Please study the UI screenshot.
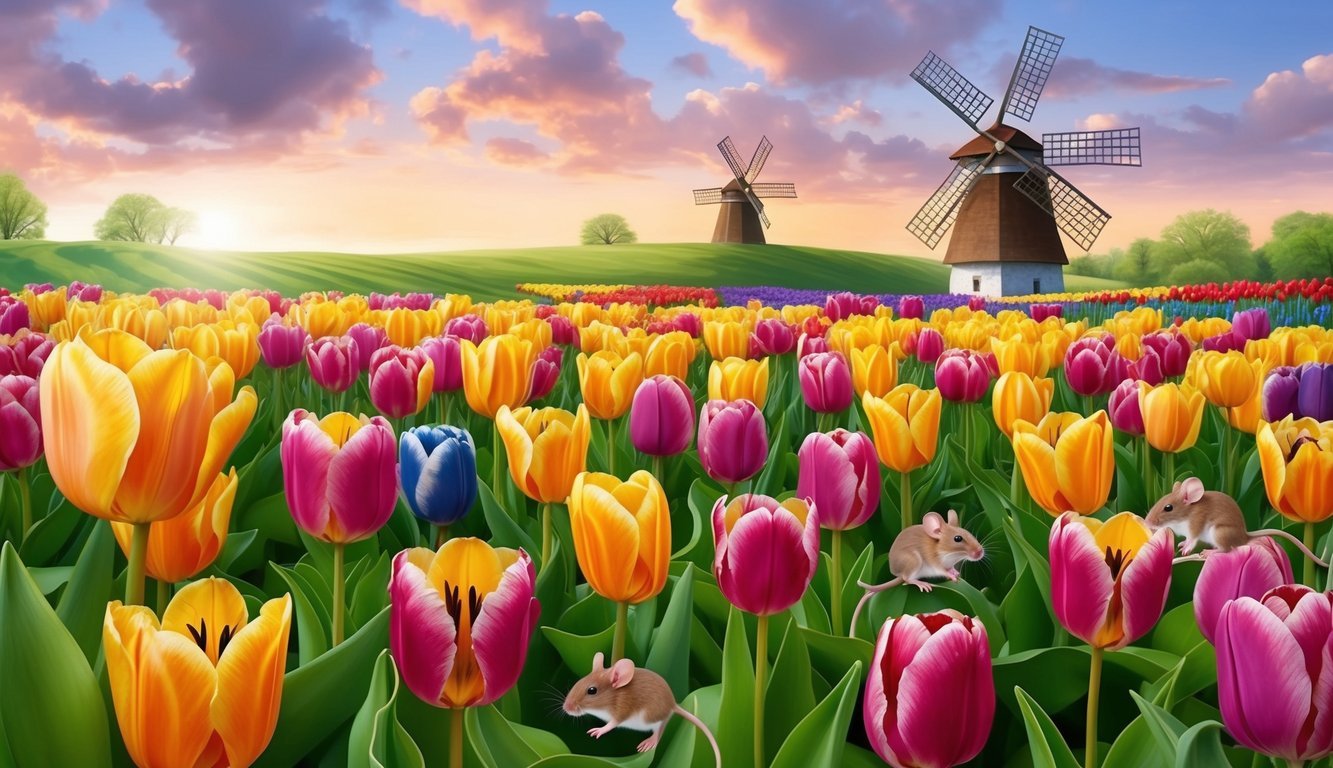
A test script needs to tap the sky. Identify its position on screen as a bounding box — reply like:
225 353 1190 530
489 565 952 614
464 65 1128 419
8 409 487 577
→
1 0 1331 258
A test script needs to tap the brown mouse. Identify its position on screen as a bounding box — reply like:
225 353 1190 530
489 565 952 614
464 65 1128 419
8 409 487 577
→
563 652 721 767
849 509 985 634
1146 477 1328 566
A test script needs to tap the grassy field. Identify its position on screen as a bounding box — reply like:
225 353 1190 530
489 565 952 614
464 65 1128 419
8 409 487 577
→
0 240 1127 301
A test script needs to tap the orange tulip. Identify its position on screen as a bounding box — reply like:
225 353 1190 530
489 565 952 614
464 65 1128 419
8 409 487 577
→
568 470 670 604
1012 411 1115 516
1138 382 1206 453
1195 350 1261 409
861 385 941 474
111 470 236 583
1257 417 1333 523
707 356 769 409
496 404 592 504
850 344 899 399
992 372 1055 438
461 334 536 419
577 350 644 420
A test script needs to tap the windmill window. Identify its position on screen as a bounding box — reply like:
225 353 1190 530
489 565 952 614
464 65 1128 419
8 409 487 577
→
1033 278 1042 293
972 276 981 292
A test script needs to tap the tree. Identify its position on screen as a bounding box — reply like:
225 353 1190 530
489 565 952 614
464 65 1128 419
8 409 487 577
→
580 213 637 245
1114 238 1158 285
95 194 167 243
1156 209 1254 277
158 207 197 245
0 173 47 240
1267 211 1333 279
1167 259 1230 286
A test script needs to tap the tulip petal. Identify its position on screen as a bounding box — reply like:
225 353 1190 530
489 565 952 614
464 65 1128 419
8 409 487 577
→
570 479 641 601
472 551 540 705
1015 432 1064 516
390 549 457 707
213 595 292 768
721 504 813 615
897 623 995 768
1194 542 1290 645
326 418 397 542
863 617 909 767
1054 413 1114 515
162 577 251 667
1216 597 1311 758
1116 528 1174 649
281 417 336 539
1049 514 1114 645
193 385 257 505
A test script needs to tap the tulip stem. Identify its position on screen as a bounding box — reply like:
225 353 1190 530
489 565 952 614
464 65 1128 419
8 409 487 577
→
1009 460 1024 514
900 471 913 532
435 524 449 550
1220 416 1233 496
491 419 503 500
16 466 32 544
754 613 769 768
1139 438 1154 505
652 455 665 485
830 529 844 635
606 419 618 476
1083 393 1096 418
438 392 449 427
450 708 465 768
1286 760 1305 768
156 579 170 616
126 522 150 606
1086 646 1103 768
1305 523 1318 588
541 503 553 571
1162 451 1176 498
611 601 628 663
332 542 345 647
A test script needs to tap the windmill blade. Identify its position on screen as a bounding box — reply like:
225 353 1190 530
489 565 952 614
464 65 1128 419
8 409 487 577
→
1012 167 1111 251
1042 127 1141 166
745 136 773 183
750 182 797 198
905 155 994 249
744 188 770 228
717 136 748 184
999 26 1064 123
693 188 724 205
911 51 994 127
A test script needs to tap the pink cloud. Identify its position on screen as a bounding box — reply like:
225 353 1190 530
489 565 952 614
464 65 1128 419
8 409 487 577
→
671 52 712 78
1245 54 1333 141
485 137 549 165
828 100 882 127
1034 56 1230 99
672 0 997 86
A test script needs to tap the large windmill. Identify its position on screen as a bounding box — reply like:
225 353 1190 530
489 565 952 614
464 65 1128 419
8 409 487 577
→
693 136 797 244
906 26 1141 296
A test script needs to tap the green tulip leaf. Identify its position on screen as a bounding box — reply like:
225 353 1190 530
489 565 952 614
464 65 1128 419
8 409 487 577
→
25 565 72 596
466 704 566 768
215 528 262 574
541 624 616 676
645 565 695 699
271 563 330 666
1101 716 1169 768
1128 691 1188 762
716 607 754 768
764 621 817 760
350 551 393 629
478 481 538 553
348 649 425 768
1174 720 1229 768
18 502 86 567
56 519 115 666
799 628 873 689
1014 686 1081 768
769 661 862 768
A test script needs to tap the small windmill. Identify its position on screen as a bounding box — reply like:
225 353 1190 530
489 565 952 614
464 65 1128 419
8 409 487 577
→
906 26 1141 296
694 136 797 244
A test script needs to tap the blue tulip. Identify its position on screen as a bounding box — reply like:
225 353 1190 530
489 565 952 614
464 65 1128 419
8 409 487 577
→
399 425 477 526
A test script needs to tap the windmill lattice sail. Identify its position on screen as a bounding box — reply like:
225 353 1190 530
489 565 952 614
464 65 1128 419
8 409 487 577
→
692 135 796 245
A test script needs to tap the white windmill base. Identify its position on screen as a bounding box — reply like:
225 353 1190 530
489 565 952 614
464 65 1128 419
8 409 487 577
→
949 261 1065 298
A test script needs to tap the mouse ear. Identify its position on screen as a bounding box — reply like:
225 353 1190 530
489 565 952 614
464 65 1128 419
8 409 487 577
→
609 658 636 689
1181 477 1205 504
922 512 944 539
592 652 605 672
1171 480 1181 494
946 509 959 526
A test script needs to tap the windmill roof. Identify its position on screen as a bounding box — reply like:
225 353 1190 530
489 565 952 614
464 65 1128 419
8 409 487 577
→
950 123 1043 160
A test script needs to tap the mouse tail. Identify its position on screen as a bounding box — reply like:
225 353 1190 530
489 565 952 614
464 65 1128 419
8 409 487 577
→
673 704 721 768
849 577 901 637
1254 528 1331 569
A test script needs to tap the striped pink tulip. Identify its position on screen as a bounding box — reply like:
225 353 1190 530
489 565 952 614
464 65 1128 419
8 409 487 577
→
305 336 359 393
712 494 820 616
281 410 397 543
799 352 854 413
419 335 464 393
1216 585 1333 763
1194 537 1294 644
864 610 994 768
0 375 41 471
796 429 880 530
368 345 434 420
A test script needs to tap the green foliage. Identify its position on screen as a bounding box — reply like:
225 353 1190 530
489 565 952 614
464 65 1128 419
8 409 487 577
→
1155 208 1253 276
1166 259 1230 285
1267 210 1333 278
1114 237 1158 285
93 194 196 244
580 213 638 245
0 174 46 240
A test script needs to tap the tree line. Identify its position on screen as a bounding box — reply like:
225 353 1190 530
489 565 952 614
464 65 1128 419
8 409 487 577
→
1069 208 1333 285
0 172 195 244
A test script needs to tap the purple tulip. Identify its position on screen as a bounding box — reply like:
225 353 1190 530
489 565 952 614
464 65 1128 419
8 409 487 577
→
346 322 388 371
0 299 30 335
1231 307 1271 342
796 429 880 530
897 295 925 320
1108 378 1145 436
546 315 577 346
1215 585 1333 763
1202 331 1245 354
0 375 41 471
1142 330 1193 378
934 349 996 403
697 399 768 485
1263 366 1303 422
1297 363 1333 422
0 331 53 377
368 345 433 420
445 314 488 345
419 335 464 393
1192 538 1293 645
712 494 820 615
257 316 311 369
799 352 854 413
630 375 695 457
305 336 359 393
914 328 945 364
528 345 563 402
751 318 796 357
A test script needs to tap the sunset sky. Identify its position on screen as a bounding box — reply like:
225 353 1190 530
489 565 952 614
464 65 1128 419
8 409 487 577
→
2 0 1330 258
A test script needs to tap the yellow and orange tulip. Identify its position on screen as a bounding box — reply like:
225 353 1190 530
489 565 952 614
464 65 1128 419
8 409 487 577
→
707 356 770 409
111 469 237 584
992 372 1055 438
644 330 697 380
703 320 750 361
496 404 592 504
461 334 537 419
850 344 899 399
568 470 670 605
1257 417 1333 523
1138 381 1206 453
576 350 644 421
1195 350 1261 409
1012 411 1115 516
861 385 942 474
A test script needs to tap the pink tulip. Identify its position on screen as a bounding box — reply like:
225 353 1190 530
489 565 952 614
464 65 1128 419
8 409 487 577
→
546 315 577 346
673 312 702 338
1216 585 1333 763
897 295 925 320
966 295 986 312
65 281 103 302
1193 538 1293 644
305 336 359 393
0 331 53 377
825 292 879 322
528 345 563 401
1049 512 1174 649
1231 307 1271 342
257 316 310 369
1030 303 1063 321
934 349 996 403
1202 331 1245 354
751 318 796 357
369 345 434 420
0 375 41 471
0 299 30 335
914 328 945 364
630 375 694 456
1142 331 1193 378
1107 379 1145 436
796 429 880 530
1128 345 1164 385
864 610 994 768
419 335 464 393
797 333 828 358
281 409 397 543
712 494 820 615
799 352 854 413
697 399 768 485
445 314 488 345
346 323 388 371
1064 336 1126 396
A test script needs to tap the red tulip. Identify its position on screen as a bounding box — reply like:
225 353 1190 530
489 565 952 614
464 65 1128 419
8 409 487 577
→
799 352 854 413
796 429 879 530
1192 537 1293 644
712 494 820 616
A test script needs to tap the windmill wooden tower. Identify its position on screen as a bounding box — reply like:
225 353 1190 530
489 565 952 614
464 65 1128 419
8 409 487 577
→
906 26 1142 296
694 136 797 244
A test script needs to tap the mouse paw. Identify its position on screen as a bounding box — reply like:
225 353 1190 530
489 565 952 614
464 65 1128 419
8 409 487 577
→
637 736 661 752
910 580 933 593
947 569 960 581
588 725 614 739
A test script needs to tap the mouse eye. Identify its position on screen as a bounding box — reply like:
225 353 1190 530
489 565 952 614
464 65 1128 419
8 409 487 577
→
586 686 597 696
953 535 963 543
1163 504 1173 513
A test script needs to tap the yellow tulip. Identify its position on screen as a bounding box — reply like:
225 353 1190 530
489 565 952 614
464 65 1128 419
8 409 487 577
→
24 288 66 331
104 578 291 768
1226 360 1271 434
1138 382 1206 453
496 404 591 504
577 350 644 420
111 470 236 583
510 317 553 351
296 299 350 339
707 356 769 409
861 385 942 474
214 322 260 379
39 331 257 524
644 331 697 380
991 334 1054 378
1012 411 1115 516
992 372 1056 438
461 334 536 419
568 470 670 605
172 324 220 360
1257 417 1333 523
703 320 750 360
1195 350 1260 409
850 344 899 399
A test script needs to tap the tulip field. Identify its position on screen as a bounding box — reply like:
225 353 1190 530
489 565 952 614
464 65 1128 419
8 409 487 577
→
2 276 1333 768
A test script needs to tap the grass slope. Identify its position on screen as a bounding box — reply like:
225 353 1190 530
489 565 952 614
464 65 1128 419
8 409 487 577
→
0 240 1125 301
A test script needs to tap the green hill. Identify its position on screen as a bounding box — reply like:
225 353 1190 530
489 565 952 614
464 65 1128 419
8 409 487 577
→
0 240 1126 301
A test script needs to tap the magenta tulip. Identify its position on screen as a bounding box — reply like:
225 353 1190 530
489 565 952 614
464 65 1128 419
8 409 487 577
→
673 312 702 338
796 429 880 530
751 318 796 357
0 299 29 335
1107 378 1145 436
305 336 359 393
0 331 52 378
1193 538 1293 644
800 352 854 413
1142 330 1193 378
1063 336 1126 396
864 610 995 768
1128 346 1164 385
897 295 925 320
528 345 563 401
257 316 310 369
966 295 986 311
934 349 996 403
281 409 397 543
797 333 828 358
1030 303 1063 321
1231 307 1271 342
546 314 577 346
697 399 768 486
825 292 878 322
630 375 695 457
419 335 464 393
369 345 434 420
1215 585 1333 763
712 494 820 616
914 328 945 364
346 323 388 371
1202 331 1244 354
446 314 488 344
0 375 41 471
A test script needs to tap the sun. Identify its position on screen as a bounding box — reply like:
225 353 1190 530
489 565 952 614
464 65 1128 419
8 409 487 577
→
192 209 240 250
